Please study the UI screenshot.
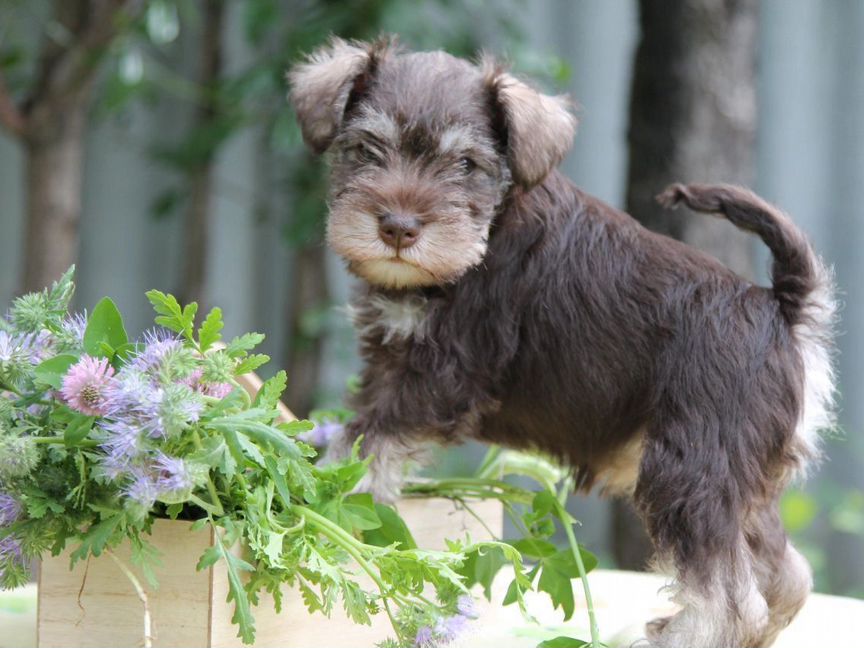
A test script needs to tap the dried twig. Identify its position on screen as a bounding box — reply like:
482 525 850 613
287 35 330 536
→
106 549 154 648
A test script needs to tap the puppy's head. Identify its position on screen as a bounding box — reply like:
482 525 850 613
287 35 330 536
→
289 38 576 289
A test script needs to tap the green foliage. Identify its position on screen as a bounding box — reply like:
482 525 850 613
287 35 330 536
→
83 298 129 359
6 272 579 647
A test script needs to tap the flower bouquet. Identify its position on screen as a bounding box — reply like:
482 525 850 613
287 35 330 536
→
0 269 601 648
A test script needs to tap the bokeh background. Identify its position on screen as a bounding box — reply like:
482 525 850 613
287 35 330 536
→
1 0 862 598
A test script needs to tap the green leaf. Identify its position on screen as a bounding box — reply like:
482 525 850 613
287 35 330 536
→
510 537 558 559
198 307 224 352
341 493 382 532
458 545 507 600
254 370 287 410
145 290 196 340
33 354 78 389
213 529 256 644
71 514 123 563
224 332 265 358
83 298 128 357
537 637 589 648
362 504 417 549
235 353 270 376
64 414 95 447
264 456 291 508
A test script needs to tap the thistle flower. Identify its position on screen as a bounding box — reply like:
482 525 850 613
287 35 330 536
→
300 420 344 447
0 331 29 386
0 535 24 588
102 368 156 417
0 435 38 479
152 453 195 503
434 614 470 643
0 493 20 526
55 312 88 350
61 355 116 416
141 383 204 438
133 329 197 382
124 469 158 509
96 421 144 479
414 626 434 647
456 595 479 619
184 369 233 399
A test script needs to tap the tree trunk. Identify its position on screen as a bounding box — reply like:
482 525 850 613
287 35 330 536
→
180 0 225 309
284 244 329 417
615 0 759 570
22 92 92 292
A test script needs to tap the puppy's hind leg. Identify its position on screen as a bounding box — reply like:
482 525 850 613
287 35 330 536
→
746 503 812 646
635 412 770 648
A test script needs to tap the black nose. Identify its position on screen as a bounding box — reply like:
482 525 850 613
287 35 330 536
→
378 212 421 250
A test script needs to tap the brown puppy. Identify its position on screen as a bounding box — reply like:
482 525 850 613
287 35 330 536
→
289 38 836 648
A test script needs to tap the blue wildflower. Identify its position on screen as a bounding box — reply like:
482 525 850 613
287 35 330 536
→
0 493 20 526
300 420 344 447
435 614 470 642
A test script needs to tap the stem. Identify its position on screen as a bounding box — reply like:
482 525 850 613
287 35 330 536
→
192 429 225 516
229 379 252 408
31 437 99 447
107 549 154 648
554 485 600 648
475 445 503 479
293 505 405 639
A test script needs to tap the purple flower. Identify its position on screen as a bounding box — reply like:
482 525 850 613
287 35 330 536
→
97 421 144 479
61 355 116 416
414 626 434 647
435 614 470 643
124 470 158 509
183 369 233 399
60 313 88 345
0 535 24 583
153 453 193 494
102 368 156 417
0 331 19 363
300 420 344 447
139 384 203 438
132 329 182 374
0 493 21 526
456 595 479 619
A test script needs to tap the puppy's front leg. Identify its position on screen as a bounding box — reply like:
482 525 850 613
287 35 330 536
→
324 357 495 503
324 418 422 503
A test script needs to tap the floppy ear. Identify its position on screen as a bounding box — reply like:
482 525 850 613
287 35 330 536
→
288 38 385 154
484 62 577 188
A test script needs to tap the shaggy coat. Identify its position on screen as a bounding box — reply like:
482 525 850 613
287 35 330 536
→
289 39 836 648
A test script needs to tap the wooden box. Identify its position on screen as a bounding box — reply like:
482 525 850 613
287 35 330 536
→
37 498 503 648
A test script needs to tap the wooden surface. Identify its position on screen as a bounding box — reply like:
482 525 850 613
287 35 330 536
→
33 498 502 648
6 566 864 647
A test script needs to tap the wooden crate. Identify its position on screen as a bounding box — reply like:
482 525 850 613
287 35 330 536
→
37 497 503 648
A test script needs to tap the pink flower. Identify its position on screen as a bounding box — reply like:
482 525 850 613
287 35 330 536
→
61 355 116 416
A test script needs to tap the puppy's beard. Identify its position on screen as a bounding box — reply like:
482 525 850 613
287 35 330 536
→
327 209 489 288
350 258 439 288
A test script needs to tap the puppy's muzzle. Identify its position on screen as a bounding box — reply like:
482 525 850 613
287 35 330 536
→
378 212 421 251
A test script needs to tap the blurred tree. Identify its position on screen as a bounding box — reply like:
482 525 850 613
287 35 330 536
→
0 0 146 292
179 0 225 311
617 0 759 570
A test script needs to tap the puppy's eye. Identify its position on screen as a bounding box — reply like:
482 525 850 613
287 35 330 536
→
459 157 477 174
346 142 381 165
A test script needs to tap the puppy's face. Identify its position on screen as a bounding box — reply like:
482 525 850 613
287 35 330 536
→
289 39 576 289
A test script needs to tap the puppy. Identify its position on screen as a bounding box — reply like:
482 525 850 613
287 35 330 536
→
289 38 836 648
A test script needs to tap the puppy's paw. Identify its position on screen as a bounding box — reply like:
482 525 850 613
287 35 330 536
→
353 459 404 504
645 616 671 641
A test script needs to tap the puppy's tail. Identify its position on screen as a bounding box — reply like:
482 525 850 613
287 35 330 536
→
656 183 834 326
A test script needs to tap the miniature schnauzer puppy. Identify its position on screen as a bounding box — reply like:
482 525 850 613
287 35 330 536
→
289 38 836 648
